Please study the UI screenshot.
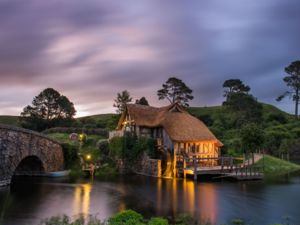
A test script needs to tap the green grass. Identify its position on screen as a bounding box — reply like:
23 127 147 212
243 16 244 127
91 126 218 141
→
0 115 19 126
255 155 300 176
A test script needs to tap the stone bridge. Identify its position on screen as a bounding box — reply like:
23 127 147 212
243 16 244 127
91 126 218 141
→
0 124 64 186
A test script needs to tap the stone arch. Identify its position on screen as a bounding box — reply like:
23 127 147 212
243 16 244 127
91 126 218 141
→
0 124 64 186
13 155 45 176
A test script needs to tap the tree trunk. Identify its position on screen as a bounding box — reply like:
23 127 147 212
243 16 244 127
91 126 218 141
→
295 88 299 119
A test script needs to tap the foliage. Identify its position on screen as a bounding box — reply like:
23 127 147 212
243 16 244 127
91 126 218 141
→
120 135 147 161
195 114 214 126
109 136 157 161
254 155 300 176
157 77 193 107
267 113 287 124
148 217 168 225
240 123 265 153
113 90 132 114
223 79 250 97
223 92 263 126
109 136 124 159
39 214 104 225
39 209 296 225
95 164 117 178
222 80 262 127
278 138 300 159
108 210 144 225
20 88 76 131
146 138 157 159
97 139 110 156
277 60 300 118
61 143 80 169
136 97 149 106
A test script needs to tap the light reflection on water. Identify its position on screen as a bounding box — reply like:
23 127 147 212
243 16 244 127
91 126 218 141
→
1 173 300 225
72 183 92 220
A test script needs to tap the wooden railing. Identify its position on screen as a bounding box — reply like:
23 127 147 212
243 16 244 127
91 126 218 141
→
176 154 264 178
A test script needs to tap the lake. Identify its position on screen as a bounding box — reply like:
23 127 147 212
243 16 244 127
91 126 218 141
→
1 173 300 225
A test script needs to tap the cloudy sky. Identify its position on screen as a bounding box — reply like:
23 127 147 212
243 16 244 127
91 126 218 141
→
0 0 299 117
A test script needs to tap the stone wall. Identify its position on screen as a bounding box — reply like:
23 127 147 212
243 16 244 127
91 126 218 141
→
131 153 162 177
0 124 64 186
116 153 162 177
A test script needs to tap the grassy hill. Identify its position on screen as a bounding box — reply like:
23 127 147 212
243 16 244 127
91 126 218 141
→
0 103 292 128
0 115 19 126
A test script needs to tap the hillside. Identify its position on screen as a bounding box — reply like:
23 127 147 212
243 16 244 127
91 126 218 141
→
0 115 19 126
0 103 291 128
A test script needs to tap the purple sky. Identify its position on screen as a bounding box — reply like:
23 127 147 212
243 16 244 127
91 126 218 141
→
0 0 299 117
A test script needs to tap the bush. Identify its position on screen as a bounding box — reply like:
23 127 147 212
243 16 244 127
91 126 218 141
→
196 114 214 126
267 113 287 124
61 143 79 169
148 217 168 225
97 139 110 156
108 210 144 225
109 136 124 159
95 164 117 178
126 137 148 161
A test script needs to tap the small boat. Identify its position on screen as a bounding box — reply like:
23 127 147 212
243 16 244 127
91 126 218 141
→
46 170 70 177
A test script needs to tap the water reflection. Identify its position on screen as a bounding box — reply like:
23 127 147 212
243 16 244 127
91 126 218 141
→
72 183 92 220
2 173 300 225
155 178 218 223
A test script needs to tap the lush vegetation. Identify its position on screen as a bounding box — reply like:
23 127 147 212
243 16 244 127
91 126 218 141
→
187 102 300 159
254 155 300 176
109 135 156 161
39 210 289 225
20 88 76 131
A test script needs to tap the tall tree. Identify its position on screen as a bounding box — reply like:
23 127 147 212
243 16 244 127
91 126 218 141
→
240 123 265 163
135 97 149 106
277 60 300 119
222 80 262 126
20 88 76 131
157 77 193 107
113 90 132 114
223 79 250 98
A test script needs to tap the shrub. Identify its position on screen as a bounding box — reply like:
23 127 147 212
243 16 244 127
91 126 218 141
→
61 143 79 169
109 137 124 159
267 113 287 124
108 210 144 225
148 217 169 225
196 114 214 126
97 139 110 156
95 164 117 178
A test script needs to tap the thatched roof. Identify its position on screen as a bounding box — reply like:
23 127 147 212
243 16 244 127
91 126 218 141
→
118 103 223 146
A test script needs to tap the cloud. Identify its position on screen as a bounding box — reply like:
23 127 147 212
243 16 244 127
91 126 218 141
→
0 0 300 116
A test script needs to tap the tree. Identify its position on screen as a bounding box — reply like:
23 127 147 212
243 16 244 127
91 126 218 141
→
277 60 300 119
223 79 250 98
20 88 76 131
222 80 262 126
157 77 193 107
135 97 149 106
240 123 265 163
113 90 132 114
